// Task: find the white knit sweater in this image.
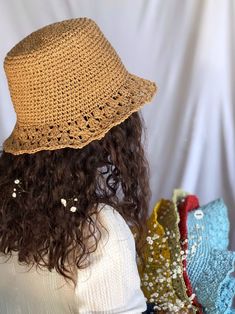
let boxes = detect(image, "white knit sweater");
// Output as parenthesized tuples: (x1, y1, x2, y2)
(0, 203, 147, 314)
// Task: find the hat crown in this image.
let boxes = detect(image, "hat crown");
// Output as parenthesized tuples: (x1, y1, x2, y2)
(5, 18, 93, 58)
(4, 17, 128, 125)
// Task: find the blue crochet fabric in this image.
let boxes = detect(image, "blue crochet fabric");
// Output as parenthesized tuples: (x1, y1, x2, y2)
(194, 198, 230, 250)
(186, 198, 235, 314)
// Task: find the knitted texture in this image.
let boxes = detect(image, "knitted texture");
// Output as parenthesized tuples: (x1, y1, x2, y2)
(137, 199, 198, 313)
(157, 199, 198, 310)
(172, 191, 203, 313)
(188, 249, 235, 314)
(185, 197, 235, 314)
(172, 190, 235, 314)
(189, 198, 230, 250)
(137, 200, 173, 309)
(3, 17, 158, 155)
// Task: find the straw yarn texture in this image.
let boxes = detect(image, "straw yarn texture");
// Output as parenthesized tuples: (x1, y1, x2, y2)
(3, 17, 158, 155)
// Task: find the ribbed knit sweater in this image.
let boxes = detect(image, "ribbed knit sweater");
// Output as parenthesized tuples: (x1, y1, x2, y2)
(0, 203, 147, 313)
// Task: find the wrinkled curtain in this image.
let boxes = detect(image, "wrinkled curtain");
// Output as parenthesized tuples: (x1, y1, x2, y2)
(0, 0, 234, 247)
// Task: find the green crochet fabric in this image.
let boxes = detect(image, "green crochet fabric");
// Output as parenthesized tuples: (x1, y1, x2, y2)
(157, 199, 198, 312)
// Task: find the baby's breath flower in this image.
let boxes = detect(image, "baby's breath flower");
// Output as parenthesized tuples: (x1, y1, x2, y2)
(12, 192, 17, 198)
(61, 198, 67, 207)
(74, 198, 78, 201)
(70, 206, 77, 212)
(14, 179, 20, 184)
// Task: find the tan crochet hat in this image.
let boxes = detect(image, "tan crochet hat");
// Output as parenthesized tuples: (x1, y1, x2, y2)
(3, 17, 158, 155)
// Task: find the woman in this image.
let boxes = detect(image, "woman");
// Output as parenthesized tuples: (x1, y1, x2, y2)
(0, 17, 158, 313)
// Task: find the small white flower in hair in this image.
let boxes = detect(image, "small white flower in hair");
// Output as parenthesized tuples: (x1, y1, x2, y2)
(61, 198, 67, 207)
(74, 198, 78, 201)
(70, 206, 77, 212)
(14, 179, 20, 184)
(12, 192, 17, 198)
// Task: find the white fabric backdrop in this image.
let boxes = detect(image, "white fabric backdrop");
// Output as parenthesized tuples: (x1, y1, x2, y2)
(0, 0, 234, 248)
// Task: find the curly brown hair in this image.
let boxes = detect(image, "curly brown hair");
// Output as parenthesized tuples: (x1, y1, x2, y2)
(0, 111, 151, 289)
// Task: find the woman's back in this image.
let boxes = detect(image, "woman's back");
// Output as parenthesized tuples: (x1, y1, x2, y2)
(0, 203, 147, 314)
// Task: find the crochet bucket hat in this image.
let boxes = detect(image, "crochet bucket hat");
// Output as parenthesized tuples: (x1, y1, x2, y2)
(2, 17, 158, 155)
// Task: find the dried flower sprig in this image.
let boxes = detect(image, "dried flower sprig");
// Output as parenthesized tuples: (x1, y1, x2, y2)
(61, 197, 78, 212)
(11, 179, 78, 214)
(12, 178, 27, 198)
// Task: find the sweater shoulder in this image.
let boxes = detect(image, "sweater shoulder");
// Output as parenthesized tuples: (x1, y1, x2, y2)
(97, 203, 135, 243)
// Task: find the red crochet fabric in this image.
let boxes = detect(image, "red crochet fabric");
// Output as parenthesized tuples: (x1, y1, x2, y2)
(177, 195, 204, 314)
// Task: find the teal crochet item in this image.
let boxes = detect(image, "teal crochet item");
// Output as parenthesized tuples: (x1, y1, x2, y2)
(194, 198, 230, 250)
(186, 198, 235, 314)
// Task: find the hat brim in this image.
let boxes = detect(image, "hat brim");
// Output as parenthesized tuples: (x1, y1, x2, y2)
(3, 72, 158, 155)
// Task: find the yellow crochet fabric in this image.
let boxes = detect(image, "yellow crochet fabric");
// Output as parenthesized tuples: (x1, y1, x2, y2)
(137, 199, 198, 313)
(157, 199, 198, 313)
